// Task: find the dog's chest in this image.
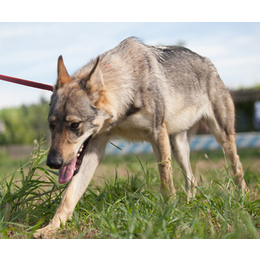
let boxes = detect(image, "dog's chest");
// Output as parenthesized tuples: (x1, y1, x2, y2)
(111, 110, 154, 141)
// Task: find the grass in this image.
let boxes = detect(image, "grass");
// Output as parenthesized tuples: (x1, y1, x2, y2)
(0, 140, 260, 238)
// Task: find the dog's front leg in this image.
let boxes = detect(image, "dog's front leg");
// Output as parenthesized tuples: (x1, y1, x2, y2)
(150, 123, 176, 200)
(33, 135, 108, 238)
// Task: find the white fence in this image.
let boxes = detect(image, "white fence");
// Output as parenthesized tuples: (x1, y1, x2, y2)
(105, 132, 260, 155)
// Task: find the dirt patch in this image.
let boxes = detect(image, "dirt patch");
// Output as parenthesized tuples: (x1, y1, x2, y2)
(0, 145, 34, 158)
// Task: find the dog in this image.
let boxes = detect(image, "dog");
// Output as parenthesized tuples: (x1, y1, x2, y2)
(33, 37, 246, 238)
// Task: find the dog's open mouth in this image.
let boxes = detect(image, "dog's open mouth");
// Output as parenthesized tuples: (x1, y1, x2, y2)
(58, 135, 92, 184)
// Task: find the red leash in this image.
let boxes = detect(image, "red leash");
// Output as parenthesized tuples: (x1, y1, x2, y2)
(0, 74, 53, 92)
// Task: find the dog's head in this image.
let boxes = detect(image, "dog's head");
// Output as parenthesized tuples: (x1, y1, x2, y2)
(47, 56, 112, 184)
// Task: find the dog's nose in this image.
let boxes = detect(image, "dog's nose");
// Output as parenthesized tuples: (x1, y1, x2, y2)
(46, 150, 63, 169)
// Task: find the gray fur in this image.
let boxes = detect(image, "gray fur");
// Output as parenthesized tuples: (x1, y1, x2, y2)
(34, 37, 246, 238)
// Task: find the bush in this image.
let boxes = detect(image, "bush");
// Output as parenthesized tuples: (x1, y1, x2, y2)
(0, 99, 49, 145)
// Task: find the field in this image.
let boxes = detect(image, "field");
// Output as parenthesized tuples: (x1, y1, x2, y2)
(0, 140, 260, 239)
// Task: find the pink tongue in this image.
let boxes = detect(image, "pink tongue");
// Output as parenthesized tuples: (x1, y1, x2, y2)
(58, 156, 77, 184)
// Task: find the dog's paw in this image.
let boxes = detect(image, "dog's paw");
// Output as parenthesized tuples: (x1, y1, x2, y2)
(33, 226, 58, 239)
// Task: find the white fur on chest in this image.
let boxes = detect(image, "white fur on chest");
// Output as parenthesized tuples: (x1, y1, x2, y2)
(111, 110, 154, 141)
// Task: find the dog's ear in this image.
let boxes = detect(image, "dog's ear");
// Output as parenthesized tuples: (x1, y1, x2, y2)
(82, 57, 105, 106)
(56, 55, 72, 89)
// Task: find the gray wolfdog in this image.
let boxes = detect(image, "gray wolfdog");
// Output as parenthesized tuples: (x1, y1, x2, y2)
(33, 37, 246, 238)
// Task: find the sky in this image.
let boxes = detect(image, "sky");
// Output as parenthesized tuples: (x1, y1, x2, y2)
(0, 22, 260, 109)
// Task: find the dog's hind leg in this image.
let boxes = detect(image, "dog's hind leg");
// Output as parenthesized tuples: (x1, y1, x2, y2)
(170, 131, 197, 197)
(205, 75, 246, 190)
(150, 123, 176, 200)
(205, 113, 246, 190)
(33, 135, 109, 239)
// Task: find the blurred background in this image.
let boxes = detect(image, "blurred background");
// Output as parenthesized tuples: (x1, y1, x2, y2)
(0, 22, 260, 154)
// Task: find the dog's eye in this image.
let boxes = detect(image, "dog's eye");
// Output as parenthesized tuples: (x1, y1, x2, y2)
(70, 122, 80, 130)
